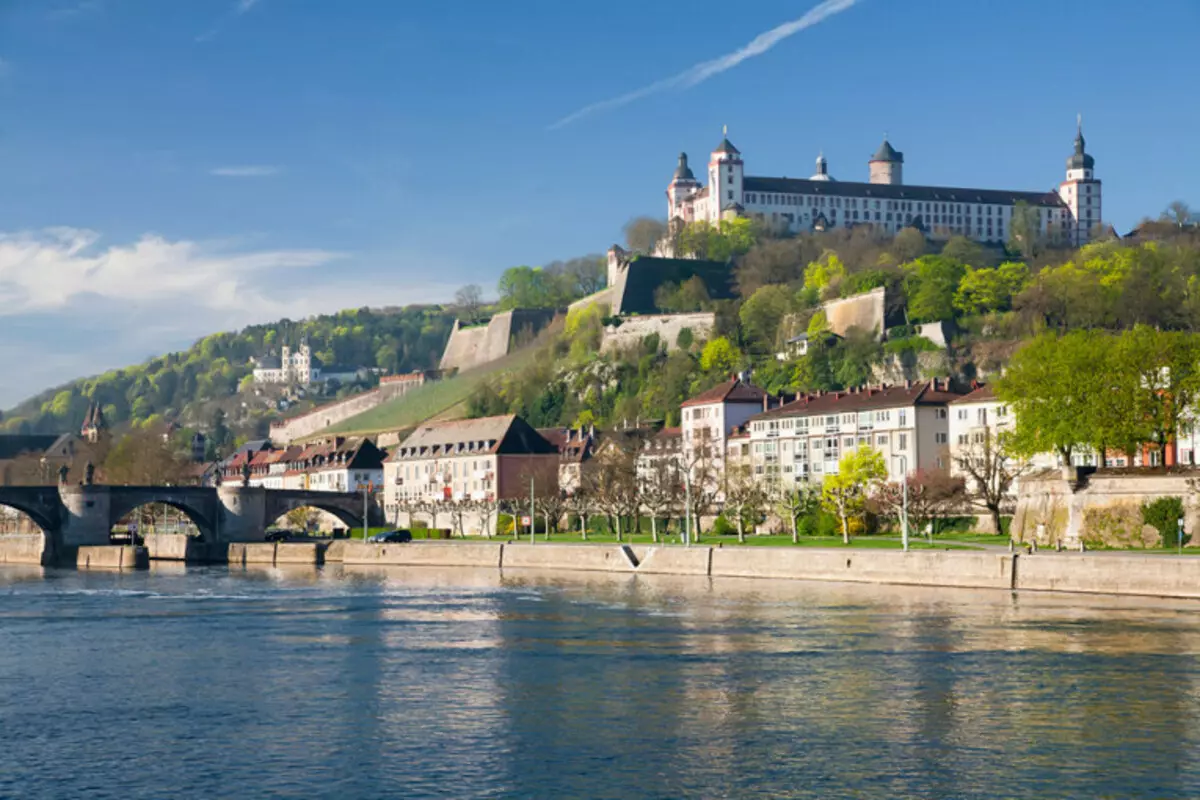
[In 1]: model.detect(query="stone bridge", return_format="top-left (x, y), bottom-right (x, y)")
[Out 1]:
top-left (0, 485), bottom-right (370, 564)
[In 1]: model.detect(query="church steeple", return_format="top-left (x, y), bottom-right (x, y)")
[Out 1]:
top-left (1067, 114), bottom-right (1095, 172)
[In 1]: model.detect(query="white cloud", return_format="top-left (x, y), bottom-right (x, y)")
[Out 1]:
top-left (550, 0), bottom-right (861, 128)
top-left (210, 165), bottom-right (283, 177)
top-left (236, 0), bottom-right (261, 13)
top-left (0, 227), bottom-right (342, 316)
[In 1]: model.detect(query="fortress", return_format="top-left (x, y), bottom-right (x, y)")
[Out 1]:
top-left (666, 122), bottom-right (1101, 246)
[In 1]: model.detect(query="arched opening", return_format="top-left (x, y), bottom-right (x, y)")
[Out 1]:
top-left (110, 501), bottom-right (212, 545)
top-left (0, 502), bottom-right (53, 562)
top-left (267, 504), bottom-right (364, 540)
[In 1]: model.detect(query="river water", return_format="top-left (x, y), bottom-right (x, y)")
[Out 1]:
top-left (2, 564), bottom-right (1200, 799)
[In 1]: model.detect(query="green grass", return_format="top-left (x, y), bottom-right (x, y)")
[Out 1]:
top-left (460, 531), bottom-right (981, 549)
top-left (315, 341), bottom-right (548, 438)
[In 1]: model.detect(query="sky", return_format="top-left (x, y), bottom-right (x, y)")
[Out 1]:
top-left (0, 0), bottom-right (1197, 407)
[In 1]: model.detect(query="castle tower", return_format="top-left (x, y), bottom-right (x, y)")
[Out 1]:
top-left (708, 127), bottom-right (743, 221)
top-left (666, 152), bottom-right (700, 220)
top-left (810, 151), bottom-right (834, 181)
top-left (868, 137), bottom-right (903, 185)
top-left (296, 340), bottom-right (312, 384)
top-left (80, 401), bottom-right (108, 444)
top-left (1057, 116), bottom-right (1101, 246)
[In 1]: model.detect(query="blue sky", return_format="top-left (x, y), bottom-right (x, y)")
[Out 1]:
top-left (0, 0), bottom-right (1197, 406)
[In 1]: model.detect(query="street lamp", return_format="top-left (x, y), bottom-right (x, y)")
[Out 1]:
top-left (891, 453), bottom-right (909, 552)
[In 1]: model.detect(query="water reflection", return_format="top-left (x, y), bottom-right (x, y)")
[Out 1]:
top-left (2, 565), bottom-right (1200, 798)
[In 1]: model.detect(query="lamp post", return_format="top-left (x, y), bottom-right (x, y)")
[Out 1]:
top-left (1178, 516), bottom-right (1185, 556)
top-left (683, 466), bottom-right (692, 547)
top-left (892, 454), bottom-right (909, 552)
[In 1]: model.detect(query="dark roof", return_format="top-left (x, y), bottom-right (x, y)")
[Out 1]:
top-left (713, 137), bottom-right (740, 156)
top-left (752, 380), bottom-right (961, 420)
top-left (394, 415), bottom-right (557, 459)
top-left (743, 175), bottom-right (1067, 209)
top-left (950, 383), bottom-right (997, 404)
top-left (871, 139), bottom-right (904, 163)
top-left (617, 256), bottom-right (735, 315)
top-left (256, 355), bottom-right (282, 369)
top-left (1067, 131), bottom-right (1095, 170)
top-left (0, 434), bottom-right (60, 460)
top-left (683, 378), bottom-right (768, 408)
top-left (537, 428), bottom-right (595, 463)
top-left (673, 152), bottom-right (696, 182)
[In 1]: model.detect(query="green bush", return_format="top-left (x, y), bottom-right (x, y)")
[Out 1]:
top-left (711, 515), bottom-right (738, 536)
top-left (797, 511), bottom-right (839, 538)
top-left (1142, 497), bottom-right (1187, 547)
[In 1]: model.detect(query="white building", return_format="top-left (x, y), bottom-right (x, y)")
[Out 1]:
top-left (681, 377), bottom-right (771, 471)
top-left (666, 122), bottom-right (1100, 247)
top-left (747, 380), bottom-right (961, 487)
top-left (252, 342), bottom-right (319, 385)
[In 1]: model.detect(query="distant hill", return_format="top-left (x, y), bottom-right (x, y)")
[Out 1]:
top-left (1, 305), bottom-right (456, 449)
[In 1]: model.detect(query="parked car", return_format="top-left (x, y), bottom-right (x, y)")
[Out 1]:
top-left (265, 529), bottom-right (292, 542)
top-left (368, 530), bottom-right (413, 544)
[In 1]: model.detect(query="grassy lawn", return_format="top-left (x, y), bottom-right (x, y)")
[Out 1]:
top-left (454, 531), bottom-right (981, 549)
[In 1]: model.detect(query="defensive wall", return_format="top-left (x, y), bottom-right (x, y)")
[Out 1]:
top-left (600, 312), bottom-right (716, 354)
top-left (438, 309), bottom-right (557, 374)
top-left (1013, 468), bottom-right (1200, 549)
top-left (269, 372), bottom-right (431, 444)
top-left (822, 286), bottom-right (887, 338)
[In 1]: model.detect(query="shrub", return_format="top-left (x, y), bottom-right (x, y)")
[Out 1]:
top-left (676, 327), bottom-right (694, 350)
top-left (1142, 497), bottom-right (1187, 547)
top-left (711, 515), bottom-right (738, 536)
top-left (797, 510), bottom-right (839, 538)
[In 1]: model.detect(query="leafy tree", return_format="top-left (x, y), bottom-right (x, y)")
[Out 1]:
top-left (677, 218), bottom-right (759, 261)
top-left (940, 235), bottom-right (992, 268)
top-left (776, 483), bottom-right (821, 543)
top-left (903, 255), bottom-right (966, 323)
top-left (832, 328), bottom-right (882, 388)
top-left (821, 447), bottom-right (887, 544)
top-left (953, 262), bottom-right (1030, 315)
top-left (802, 251), bottom-right (847, 296)
top-left (734, 237), bottom-right (818, 296)
top-left (654, 276), bottom-right (712, 313)
top-left (738, 285), bottom-right (794, 351)
top-left (1008, 200), bottom-right (1042, 258)
top-left (699, 336), bottom-right (742, 375)
top-left (891, 228), bottom-right (928, 263)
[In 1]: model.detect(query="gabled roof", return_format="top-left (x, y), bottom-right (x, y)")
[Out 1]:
top-left (0, 434), bottom-right (60, 460)
top-left (871, 139), bottom-right (904, 163)
top-left (713, 137), bottom-right (740, 156)
top-left (394, 415), bottom-right (557, 459)
top-left (752, 380), bottom-right (962, 420)
top-left (537, 428), bottom-right (596, 464)
top-left (950, 383), bottom-right (998, 404)
top-left (683, 378), bottom-right (769, 408)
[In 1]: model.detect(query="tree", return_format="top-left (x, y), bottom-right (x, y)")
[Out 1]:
top-left (803, 251), bottom-right (848, 296)
top-left (103, 426), bottom-right (191, 486)
top-left (953, 432), bottom-right (1024, 536)
top-left (623, 217), bottom-right (668, 253)
top-left (940, 235), bottom-right (992, 268)
top-left (723, 465), bottom-right (769, 543)
top-left (738, 285), bottom-right (794, 352)
top-left (953, 261), bottom-right (1030, 316)
top-left (454, 284), bottom-right (484, 322)
top-left (654, 276), bottom-right (711, 313)
top-left (563, 256), bottom-right (607, 296)
top-left (681, 450), bottom-right (721, 541)
top-left (821, 447), bottom-right (887, 544)
top-left (1162, 201), bottom-right (1195, 228)
top-left (700, 336), bottom-right (742, 374)
top-left (892, 228), bottom-right (928, 263)
top-left (677, 218), bottom-right (759, 261)
top-left (588, 447), bottom-right (639, 541)
top-left (903, 255), bottom-right (966, 323)
top-left (1008, 201), bottom-right (1042, 258)
top-left (776, 483), bottom-right (821, 544)
top-left (535, 490), bottom-right (569, 535)
top-left (735, 237), bottom-right (817, 296)
top-left (639, 456), bottom-right (682, 543)
top-left (286, 506), bottom-right (321, 533)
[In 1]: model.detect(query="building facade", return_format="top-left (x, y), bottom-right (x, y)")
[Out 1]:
top-left (667, 123), bottom-right (1100, 246)
top-left (252, 342), bottom-right (318, 385)
top-left (747, 380), bottom-right (961, 488)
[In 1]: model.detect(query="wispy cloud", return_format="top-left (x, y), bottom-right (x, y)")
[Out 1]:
top-left (47, 1), bottom-right (104, 22)
top-left (550, 0), bottom-right (862, 129)
top-left (209, 165), bottom-right (283, 178)
top-left (196, 0), bottom-right (264, 42)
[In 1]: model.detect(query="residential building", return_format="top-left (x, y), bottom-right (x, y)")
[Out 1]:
top-left (383, 415), bottom-right (560, 534)
top-left (666, 123), bottom-right (1100, 247)
top-left (747, 380), bottom-right (962, 487)
top-left (253, 342), bottom-right (317, 385)
top-left (538, 426), bottom-right (597, 494)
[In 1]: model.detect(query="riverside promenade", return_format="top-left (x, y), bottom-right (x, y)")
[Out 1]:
top-left (331, 540), bottom-right (1200, 601)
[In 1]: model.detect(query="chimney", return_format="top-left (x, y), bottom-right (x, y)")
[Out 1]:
top-left (905, 379), bottom-right (912, 390)
top-left (763, 394), bottom-right (769, 412)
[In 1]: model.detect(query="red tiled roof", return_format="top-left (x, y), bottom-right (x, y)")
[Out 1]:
top-left (682, 378), bottom-right (768, 408)
top-left (752, 380), bottom-right (962, 420)
top-left (950, 383), bottom-right (997, 404)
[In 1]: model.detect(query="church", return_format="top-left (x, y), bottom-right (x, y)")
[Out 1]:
top-left (666, 123), bottom-right (1101, 246)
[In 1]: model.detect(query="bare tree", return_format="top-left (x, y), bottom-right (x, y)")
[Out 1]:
top-left (723, 465), bottom-right (769, 543)
top-left (872, 469), bottom-right (965, 543)
top-left (1163, 201), bottom-right (1196, 228)
top-left (623, 217), bottom-right (668, 254)
top-left (566, 483), bottom-right (594, 541)
top-left (639, 457), bottom-right (683, 543)
top-left (454, 284), bottom-right (484, 323)
top-left (535, 489), bottom-right (569, 536)
top-left (953, 431), bottom-right (1026, 536)
top-left (476, 497), bottom-right (499, 538)
top-left (681, 450), bottom-right (721, 542)
top-left (589, 447), bottom-right (639, 541)
top-left (775, 483), bottom-right (821, 544)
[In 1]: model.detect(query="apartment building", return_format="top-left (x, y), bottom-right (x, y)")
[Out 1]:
top-left (747, 379), bottom-right (961, 487)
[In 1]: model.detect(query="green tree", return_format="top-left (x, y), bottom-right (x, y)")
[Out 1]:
top-left (803, 251), bottom-right (848, 295)
top-left (738, 285), bottom-right (794, 351)
top-left (954, 261), bottom-right (1030, 315)
top-left (623, 217), bottom-right (668, 253)
top-left (1008, 200), bottom-right (1042, 259)
top-left (821, 447), bottom-right (887, 544)
top-left (903, 255), bottom-right (966, 323)
top-left (699, 336), bottom-right (742, 374)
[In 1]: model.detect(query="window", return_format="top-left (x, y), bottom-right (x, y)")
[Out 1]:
top-left (957, 434), bottom-right (968, 445)
top-left (936, 408), bottom-right (947, 419)
top-left (876, 434), bottom-right (888, 446)
top-left (956, 409), bottom-right (968, 420)
top-left (935, 433), bottom-right (948, 444)
top-left (898, 433), bottom-right (908, 450)
top-left (898, 410), bottom-right (908, 426)
top-left (843, 437), bottom-right (855, 449)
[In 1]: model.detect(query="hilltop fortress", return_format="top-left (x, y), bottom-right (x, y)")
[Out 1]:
top-left (665, 123), bottom-right (1101, 246)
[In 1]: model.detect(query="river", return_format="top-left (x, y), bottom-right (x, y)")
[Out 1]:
top-left (2, 564), bottom-right (1199, 799)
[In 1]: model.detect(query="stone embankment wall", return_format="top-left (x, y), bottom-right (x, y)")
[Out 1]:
top-left (600, 313), bottom-right (716, 354)
top-left (823, 286), bottom-right (886, 338)
top-left (1014, 469), bottom-right (1200, 549)
top-left (0, 535), bottom-right (46, 565)
top-left (270, 373), bottom-right (430, 444)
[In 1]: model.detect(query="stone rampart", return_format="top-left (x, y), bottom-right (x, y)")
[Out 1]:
top-left (708, 547), bottom-right (1015, 589)
top-left (601, 313), bottom-right (716, 354)
top-left (502, 542), bottom-right (636, 572)
top-left (1015, 553), bottom-right (1200, 598)
top-left (823, 286), bottom-right (887, 338)
top-left (269, 375), bottom-right (429, 444)
top-left (438, 309), bottom-right (557, 373)
top-left (634, 546), bottom-right (711, 576)
top-left (275, 542), bottom-right (324, 565)
top-left (340, 540), bottom-right (505, 568)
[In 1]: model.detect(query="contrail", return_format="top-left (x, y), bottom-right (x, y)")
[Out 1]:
top-left (549, 0), bottom-right (861, 129)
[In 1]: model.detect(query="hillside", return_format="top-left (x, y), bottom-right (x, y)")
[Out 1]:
top-left (1, 305), bottom-right (456, 449)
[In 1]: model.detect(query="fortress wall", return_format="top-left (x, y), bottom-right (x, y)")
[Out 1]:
top-left (601, 313), bottom-right (716, 354)
top-left (823, 286), bottom-right (886, 338)
top-left (268, 373), bottom-right (430, 443)
top-left (438, 309), bottom-right (558, 374)
top-left (568, 286), bottom-right (616, 315)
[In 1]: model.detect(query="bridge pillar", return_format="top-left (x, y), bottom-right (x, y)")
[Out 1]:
top-left (216, 487), bottom-right (269, 543)
top-left (58, 486), bottom-right (115, 549)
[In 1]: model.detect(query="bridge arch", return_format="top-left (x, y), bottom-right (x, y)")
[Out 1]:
top-left (107, 497), bottom-right (216, 542)
top-left (265, 492), bottom-right (366, 535)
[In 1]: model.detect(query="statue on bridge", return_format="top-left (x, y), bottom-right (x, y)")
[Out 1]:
top-left (241, 461), bottom-right (251, 487)
top-left (84, 462), bottom-right (95, 486)
top-left (58, 465), bottom-right (68, 485)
